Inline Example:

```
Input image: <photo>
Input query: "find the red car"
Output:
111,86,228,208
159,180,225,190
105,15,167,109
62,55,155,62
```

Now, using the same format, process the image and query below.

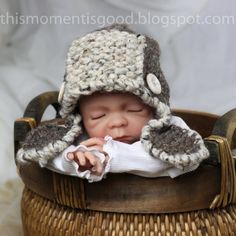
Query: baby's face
79,93,153,144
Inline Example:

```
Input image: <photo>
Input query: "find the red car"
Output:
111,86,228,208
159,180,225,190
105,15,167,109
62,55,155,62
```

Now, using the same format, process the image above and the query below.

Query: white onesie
46,116,199,182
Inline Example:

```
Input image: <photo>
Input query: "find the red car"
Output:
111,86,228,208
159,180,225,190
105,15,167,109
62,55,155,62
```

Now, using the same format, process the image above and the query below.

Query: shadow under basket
15,91,236,236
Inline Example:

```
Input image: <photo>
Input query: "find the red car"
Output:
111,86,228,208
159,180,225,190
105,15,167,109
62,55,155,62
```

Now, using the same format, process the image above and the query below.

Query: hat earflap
141,120,209,170
17,114,82,166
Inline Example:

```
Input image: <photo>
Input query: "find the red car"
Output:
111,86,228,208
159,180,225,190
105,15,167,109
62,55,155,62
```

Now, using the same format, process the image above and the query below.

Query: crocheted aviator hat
17,24,209,169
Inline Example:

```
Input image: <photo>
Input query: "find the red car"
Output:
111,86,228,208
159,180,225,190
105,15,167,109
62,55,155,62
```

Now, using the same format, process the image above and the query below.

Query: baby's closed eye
127,104,144,112
127,108,143,112
90,112,106,120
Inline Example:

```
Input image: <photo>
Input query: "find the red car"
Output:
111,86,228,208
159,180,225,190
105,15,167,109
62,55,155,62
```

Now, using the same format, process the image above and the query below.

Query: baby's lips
114,136,132,144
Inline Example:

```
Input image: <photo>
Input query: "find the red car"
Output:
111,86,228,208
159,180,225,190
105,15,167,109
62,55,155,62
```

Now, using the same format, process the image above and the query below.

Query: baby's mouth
114,136,132,144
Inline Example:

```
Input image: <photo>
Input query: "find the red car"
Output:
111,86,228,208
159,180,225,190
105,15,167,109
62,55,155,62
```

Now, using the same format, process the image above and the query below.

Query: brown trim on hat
143,36,170,105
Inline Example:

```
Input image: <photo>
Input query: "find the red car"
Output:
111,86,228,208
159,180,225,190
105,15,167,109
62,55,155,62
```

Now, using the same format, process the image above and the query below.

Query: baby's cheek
134,117,150,132
129,122,143,135
86,123,107,138
83,121,97,136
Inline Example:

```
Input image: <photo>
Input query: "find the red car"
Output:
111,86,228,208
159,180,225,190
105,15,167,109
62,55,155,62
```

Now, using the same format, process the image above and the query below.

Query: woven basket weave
21,187,236,236
14,92,236,236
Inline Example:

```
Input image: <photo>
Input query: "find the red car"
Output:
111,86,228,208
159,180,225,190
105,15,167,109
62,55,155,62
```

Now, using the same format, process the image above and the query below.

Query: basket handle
14,91,59,157
205,109,236,208
211,109,236,148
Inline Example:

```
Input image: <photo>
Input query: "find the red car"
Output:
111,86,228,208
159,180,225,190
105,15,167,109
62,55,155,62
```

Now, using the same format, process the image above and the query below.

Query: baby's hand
80,137,105,152
67,137,108,176
67,151,103,176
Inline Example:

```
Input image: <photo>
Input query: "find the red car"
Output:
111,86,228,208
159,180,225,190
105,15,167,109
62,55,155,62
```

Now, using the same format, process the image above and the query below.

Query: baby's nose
108,115,128,128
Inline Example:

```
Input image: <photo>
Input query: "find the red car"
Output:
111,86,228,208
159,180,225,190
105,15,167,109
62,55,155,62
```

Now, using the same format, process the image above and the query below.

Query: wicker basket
14,91,236,236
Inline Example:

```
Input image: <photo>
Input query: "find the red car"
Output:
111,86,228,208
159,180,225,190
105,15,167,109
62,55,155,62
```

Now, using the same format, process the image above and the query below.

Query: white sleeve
103,138,199,178
46,124,199,181
46,145,108,183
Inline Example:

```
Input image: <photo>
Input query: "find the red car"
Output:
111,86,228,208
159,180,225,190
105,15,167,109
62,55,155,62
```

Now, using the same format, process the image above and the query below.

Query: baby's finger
84,152,103,176
89,145,105,153
75,151,86,166
81,137,105,148
84,151,96,166
67,152,75,160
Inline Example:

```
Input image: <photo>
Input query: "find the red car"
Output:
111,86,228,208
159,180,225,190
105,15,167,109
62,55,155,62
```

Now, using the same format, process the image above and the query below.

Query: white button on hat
146,73,162,95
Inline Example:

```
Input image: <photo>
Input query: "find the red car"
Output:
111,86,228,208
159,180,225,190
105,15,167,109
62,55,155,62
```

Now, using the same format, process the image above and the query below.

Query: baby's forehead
79,92,146,108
